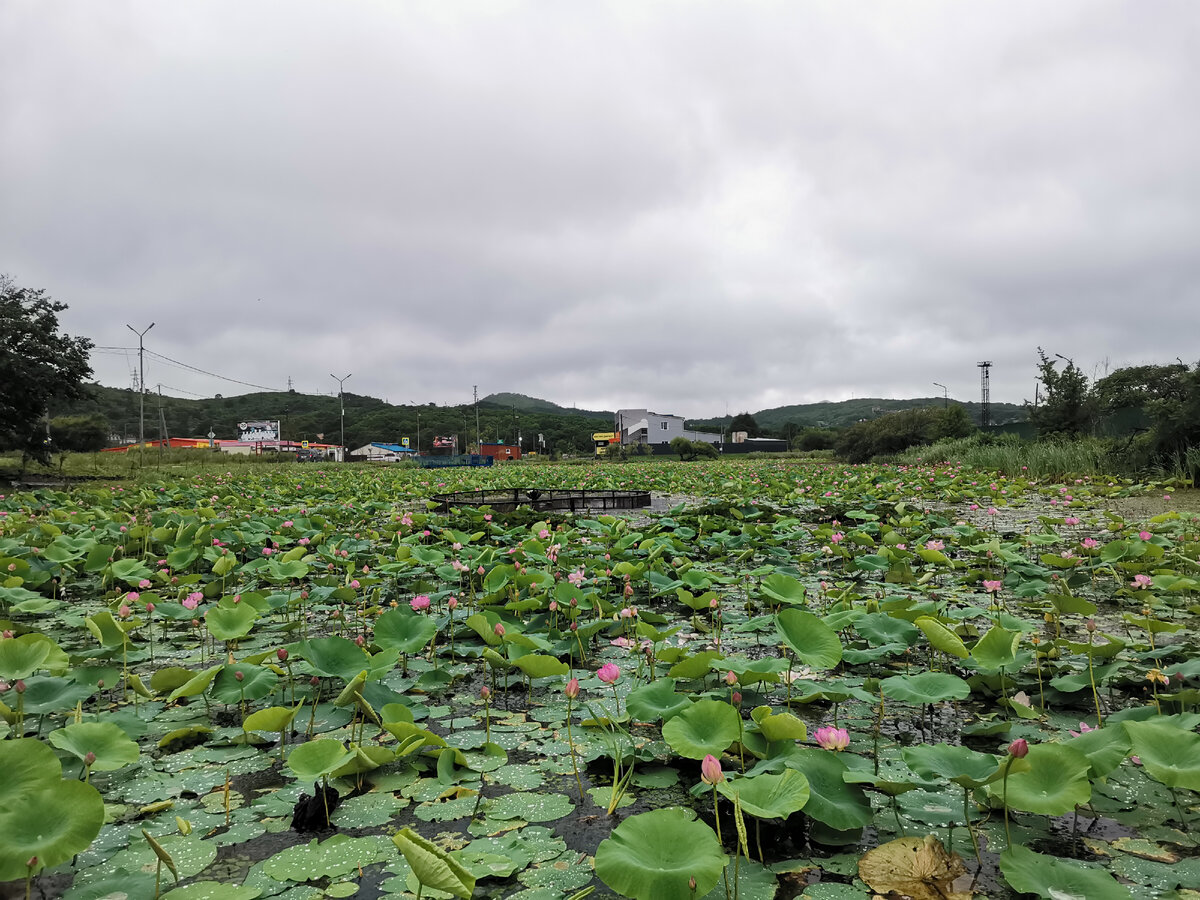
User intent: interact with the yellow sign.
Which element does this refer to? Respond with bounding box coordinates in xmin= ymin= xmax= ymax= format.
xmin=301 ymin=440 xmax=310 ymax=449
xmin=401 ymin=437 xmax=410 ymax=448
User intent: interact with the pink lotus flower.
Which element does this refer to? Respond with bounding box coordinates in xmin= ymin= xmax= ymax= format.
xmin=1082 ymin=538 xmax=1099 ymax=549
xmin=983 ymin=580 xmax=1002 ymax=593
xmin=1132 ymin=574 xmax=1153 ymax=589
xmin=700 ymin=754 xmax=725 ymax=785
xmin=1139 ymin=531 xmax=1152 ymax=541
xmin=925 ymin=540 xmax=944 ymax=551
xmin=1008 ymin=738 xmax=1029 ymax=758
xmin=1064 ymin=516 xmax=1080 ymax=526
xmin=597 ymin=663 xmax=620 ymax=684
xmin=815 ymin=726 xmax=849 ymax=751
xmin=410 ymin=595 xmax=431 ymax=611
xmin=493 ymin=623 xmax=506 ymax=637
xmin=1068 ymin=721 xmax=1093 ymax=737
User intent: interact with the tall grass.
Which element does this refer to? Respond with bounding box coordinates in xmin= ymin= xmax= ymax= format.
xmin=891 ymin=435 xmax=1124 ymax=480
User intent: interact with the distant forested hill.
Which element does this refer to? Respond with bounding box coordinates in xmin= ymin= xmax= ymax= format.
xmin=60 ymin=385 xmax=608 ymax=454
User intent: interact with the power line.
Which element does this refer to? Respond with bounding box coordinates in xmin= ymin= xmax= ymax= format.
xmin=144 ymin=350 xmax=283 ymax=392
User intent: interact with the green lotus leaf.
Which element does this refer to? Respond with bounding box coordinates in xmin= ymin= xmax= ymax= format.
xmin=986 ymin=743 xmax=1091 ymax=815
xmin=374 ymin=609 xmax=438 ymax=654
xmin=661 ymin=699 xmax=741 ymax=759
xmin=668 ymin=650 xmax=725 ymax=680
xmin=880 ymin=672 xmax=971 ymax=704
xmin=209 ymin=664 xmax=278 ymax=704
xmin=626 ymin=678 xmax=692 ymax=724
xmin=296 ymin=636 xmax=378 ymax=681
xmin=18 ymin=676 xmax=96 ymax=714
xmin=759 ymin=573 xmax=807 ymax=606
xmin=332 ymin=745 xmax=395 ymax=778
xmin=392 ymin=827 xmax=476 ymax=899
xmin=775 ymin=609 xmax=842 ymax=669
xmin=901 ymin=744 xmax=1002 ymax=788
xmin=999 ymin=845 xmax=1133 ymax=899
xmin=855 ymin=613 xmax=919 ymax=648
xmin=243 ymin=705 xmax=301 ymax=734
xmin=48 ymin=722 xmax=139 ymax=771
xmin=204 ymin=604 xmax=258 ymax=642
xmin=774 ymin=746 xmax=873 ymax=832
xmin=150 ymin=666 xmax=196 ymax=694
xmin=287 ymin=740 xmax=351 ymax=781
xmin=162 ymin=882 xmax=262 ymax=899
xmin=750 ymin=706 xmax=807 ymax=743
xmin=1063 ymin=725 xmax=1131 ymax=779
xmin=595 ymin=807 xmax=728 ymax=900
xmin=913 ymin=616 xmax=969 ymax=659
xmin=512 ymin=654 xmax=569 ymax=679
xmin=167 ymin=665 xmax=223 ymax=702
xmin=717 ymin=769 xmax=810 ymax=820
xmin=0 ymin=633 xmax=52 ymax=680
xmin=970 ymin=624 xmax=1021 ymax=671
xmin=262 ymin=834 xmax=394 ymax=882
xmin=1122 ymin=717 xmax=1200 ymax=791
xmin=84 ymin=610 xmax=129 ymax=651
xmin=0 ymin=739 xmax=105 ymax=881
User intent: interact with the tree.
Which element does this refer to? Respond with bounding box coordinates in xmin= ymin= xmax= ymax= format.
xmin=1027 ymin=349 xmax=1096 ymax=439
xmin=729 ymin=412 xmax=762 ymax=438
xmin=0 ymin=277 xmax=94 ymax=462
xmin=49 ymin=414 xmax=109 ymax=452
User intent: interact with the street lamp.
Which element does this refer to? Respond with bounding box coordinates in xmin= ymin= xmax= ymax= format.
xmin=330 ymin=373 xmax=351 ymax=460
xmin=932 ymin=382 xmax=948 ymax=409
xmin=126 ymin=322 xmax=155 ymax=449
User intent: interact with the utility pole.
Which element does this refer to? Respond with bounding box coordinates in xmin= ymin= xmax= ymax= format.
xmin=126 ymin=322 xmax=155 ymax=450
xmin=416 ymin=409 xmax=421 ymax=455
xmin=473 ymin=385 xmax=480 ymax=451
xmin=933 ymin=382 xmax=948 ymax=409
xmin=331 ymin=373 xmax=351 ymax=460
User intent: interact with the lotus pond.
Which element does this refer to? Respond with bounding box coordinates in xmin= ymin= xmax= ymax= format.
xmin=2 ymin=460 xmax=1200 ymax=900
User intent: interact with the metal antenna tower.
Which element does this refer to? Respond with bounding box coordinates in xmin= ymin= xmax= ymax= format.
xmin=126 ymin=322 xmax=155 ymax=449
xmin=977 ymin=361 xmax=993 ymax=428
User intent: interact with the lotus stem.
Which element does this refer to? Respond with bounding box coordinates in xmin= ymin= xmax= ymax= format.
xmin=963 ymin=785 xmax=982 ymax=867
xmin=1086 ymin=630 xmax=1104 ymax=727
xmin=1002 ymin=758 xmax=1014 ymax=849
xmin=566 ymin=698 xmax=585 ymax=802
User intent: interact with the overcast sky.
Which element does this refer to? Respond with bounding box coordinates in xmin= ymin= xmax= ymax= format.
xmin=3 ymin=1 xmax=1198 ymax=419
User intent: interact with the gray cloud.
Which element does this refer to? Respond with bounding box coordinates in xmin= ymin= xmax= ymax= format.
xmin=3 ymin=0 xmax=1198 ymax=420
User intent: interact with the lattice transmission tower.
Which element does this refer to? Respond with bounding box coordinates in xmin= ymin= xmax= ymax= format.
xmin=977 ymin=361 xmax=992 ymax=428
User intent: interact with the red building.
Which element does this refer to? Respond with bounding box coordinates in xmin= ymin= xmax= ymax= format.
xmin=479 ymin=443 xmax=521 ymax=462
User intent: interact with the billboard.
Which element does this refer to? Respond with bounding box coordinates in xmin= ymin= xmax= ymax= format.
xmin=238 ymin=421 xmax=281 ymax=443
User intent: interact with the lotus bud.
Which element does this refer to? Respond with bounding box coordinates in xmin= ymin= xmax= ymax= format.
xmin=26 ymin=857 xmax=37 ymax=869
xmin=725 ymin=671 xmax=737 ymax=686
xmin=731 ymin=691 xmax=742 ymax=705
xmin=310 ymin=676 xmax=320 ymax=686
xmin=569 ymin=621 xmax=578 ymax=632
xmin=448 ymin=596 xmax=458 ymax=610
xmin=494 ymin=623 xmax=506 ymax=637
xmin=549 ymin=600 xmax=558 ymax=612
xmin=1086 ymin=618 xmax=1096 ymax=633
xmin=234 ymin=671 xmax=244 ymax=682
xmin=700 ymin=754 xmax=725 ymax=785
xmin=277 ymin=648 xmax=289 ymax=661
xmin=1008 ymin=738 xmax=1029 ymax=758
xmin=15 ymin=679 xmax=25 ymax=694
xmin=84 ymin=751 xmax=96 ymax=766
xmin=480 ymin=686 xmax=491 ymax=700
xmin=690 ymin=876 xmax=697 ymax=892
xmin=355 ymin=635 xmax=365 ymax=647
xmin=565 ymin=678 xmax=580 ymax=700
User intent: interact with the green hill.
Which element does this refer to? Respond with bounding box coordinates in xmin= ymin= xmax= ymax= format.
xmin=481 ymin=392 xmax=612 ymax=421
xmin=690 ymin=398 xmax=1027 ymax=432
xmin=61 ymin=385 xmax=606 ymax=454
